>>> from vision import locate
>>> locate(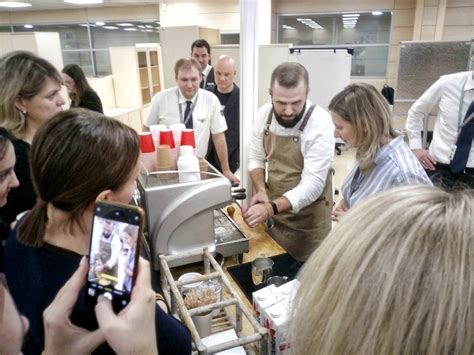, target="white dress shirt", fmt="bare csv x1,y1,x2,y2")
406,71,474,167
144,87,227,157
248,101,335,213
